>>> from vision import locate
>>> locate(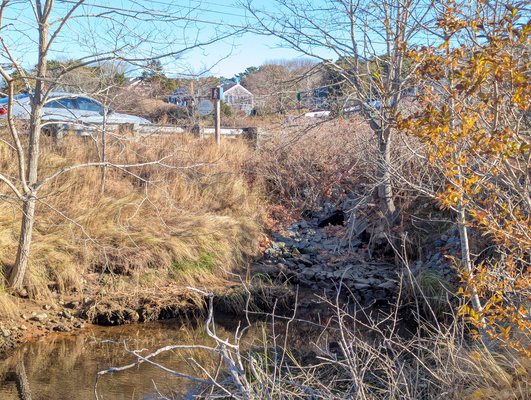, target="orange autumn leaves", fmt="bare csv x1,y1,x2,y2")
397,2,531,353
